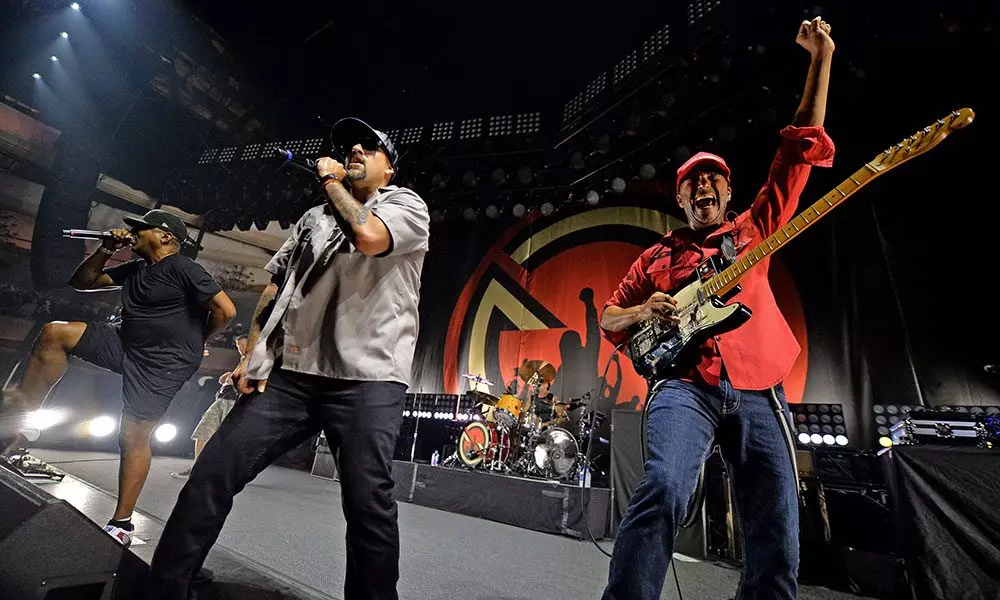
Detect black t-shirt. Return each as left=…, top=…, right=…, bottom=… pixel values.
left=104, top=254, right=222, bottom=371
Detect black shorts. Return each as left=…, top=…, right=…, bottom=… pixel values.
left=70, top=323, right=192, bottom=422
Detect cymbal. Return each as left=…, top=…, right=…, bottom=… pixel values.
left=518, top=359, right=556, bottom=384
left=462, top=373, right=494, bottom=386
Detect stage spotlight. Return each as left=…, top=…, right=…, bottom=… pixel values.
left=32, top=73, right=41, bottom=80
left=638, top=164, right=656, bottom=180
left=491, top=168, right=506, bottom=185
left=878, top=436, right=893, bottom=448
left=570, top=151, right=585, bottom=170
left=403, top=410, right=411, bottom=417
left=462, top=171, right=479, bottom=188
left=89, top=415, right=117, bottom=438
left=484, top=204, right=501, bottom=219
left=50, top=56, right=59, bottom=62
left=70, top=2, right=81, bottom=10
left=797, top=432, right=811, bottom=444
left=809, top=433, right=823, bottom=445
left=60, top=31, right=70, bottom=39
left=154, top=423, right=177, bottom=443
left=540, top=202, right=555, bottom=216
left=822, top=434, right=836, bottom=445
left=835, top=435, right=848, bottom=446
left=610, top=177, right=627, bottom=195
left=512, top=203, right=527, bottom=218
left=585, top=190, right=601, bottom=206
left=431, top=209, right=445, bottom=223
left=462, top=207, right=477, bottom=221
left=25, top=409, right=66, bottom=431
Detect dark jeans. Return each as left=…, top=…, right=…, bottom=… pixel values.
left=145, top=368, right=406, bottom=600
left=603, top=378, right=799, bottom=600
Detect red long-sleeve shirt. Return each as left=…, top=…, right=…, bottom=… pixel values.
left=603, top=125, right=835, bottom=390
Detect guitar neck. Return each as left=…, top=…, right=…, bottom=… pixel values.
left=703, top=163, right=878, bottom=298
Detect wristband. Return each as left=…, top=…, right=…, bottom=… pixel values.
left=98, top=246, right=116, bottom=255
left=319, top=173, right=340, bottom=186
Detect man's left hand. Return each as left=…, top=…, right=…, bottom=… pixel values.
left=316, top=157, right=347, bottom=182
left=796, top=16, right=834, bottom=56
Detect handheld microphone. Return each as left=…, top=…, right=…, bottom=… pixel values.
left=62, top=229, right=119, bottom=241
left=275, top=148, right=317, bottom=174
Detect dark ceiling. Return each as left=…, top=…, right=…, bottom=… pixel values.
left=178, top=0, right=672, bottom=127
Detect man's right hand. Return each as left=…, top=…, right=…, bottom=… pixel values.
left=232, top=358, right=267, bottom=395
left=101, top=228, right=134, bottom=251
left=639, top=291, right=680, bottom=323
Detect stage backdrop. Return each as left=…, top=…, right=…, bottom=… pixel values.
left=410, top=193, right=1000, bottom=450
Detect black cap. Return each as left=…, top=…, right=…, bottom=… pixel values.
left=123, top=209, right=189, bottom=242
left=330, top=117, right=398, bottom=168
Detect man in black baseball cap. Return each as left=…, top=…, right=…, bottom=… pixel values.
left=1, top=207, right=236, bottom=547
left=329, top=117, right=399, bottom=180
left=122, top=208, right=190, bottom=245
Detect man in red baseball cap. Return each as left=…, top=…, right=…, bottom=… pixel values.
left=600, top=16, right=837, bottom=600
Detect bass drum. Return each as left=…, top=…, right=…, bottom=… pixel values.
left=458, top=421, right=510, bottom=469
left=533, top=427, right=579, bottom=479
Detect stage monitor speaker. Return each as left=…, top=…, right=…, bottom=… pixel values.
left=0, top=467, right=146, bottom=599
left=610, top=409, right=708, bottom=559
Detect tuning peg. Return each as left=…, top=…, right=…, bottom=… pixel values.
left=935, top=119, right=944, bottom=126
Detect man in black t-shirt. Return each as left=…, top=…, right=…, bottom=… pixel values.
left=0, top=209, right=236, bottom=546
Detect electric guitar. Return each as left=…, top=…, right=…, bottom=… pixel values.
left=627, top=108, right=975, bottom=381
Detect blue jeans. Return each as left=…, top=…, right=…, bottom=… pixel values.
left=603, top=378, right=799, bottom=600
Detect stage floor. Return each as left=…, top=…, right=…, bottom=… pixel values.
left=29, top=449, right=874, bottom=600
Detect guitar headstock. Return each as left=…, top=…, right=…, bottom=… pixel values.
left=868, top=108, right=974, bottom=173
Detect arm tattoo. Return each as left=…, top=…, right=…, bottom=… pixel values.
left=354, top=206, right=369, bottom=226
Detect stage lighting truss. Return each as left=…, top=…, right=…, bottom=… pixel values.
left=241, top=143, right=262, bottom=161
left=642, top=24, right=671, bottom=62
left=791, top=403, right=847, bottom=446
left=584, top=74, right=607, bottom=105
left=217, top=147, right=237, bottom=163
left=563, top=92, right=585, bottom=126
left=262, top=141, right=282, bottom=158
left=301, top=137, right=323, bottom=154
left=431, top=121, right=454, bottom=141
left=198, top=148, right=219, bottom=165
left=515, top=112, right=541, bottom=135
left=612, top=50, right=638, bottom=86
left=397, top=126, right=423, bottom=145
left=460, top=118, right=483, bottom=140
left=489, top=115, right=514, bottom=137
left=688, top=0, right=722, bottom=26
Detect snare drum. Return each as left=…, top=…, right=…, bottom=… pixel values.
left=494, top=394, right=523, bottom=428
left=458, top=421, right=510, bottom=469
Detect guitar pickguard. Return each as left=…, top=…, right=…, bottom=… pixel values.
left=628, top=257, right=751, bottom=381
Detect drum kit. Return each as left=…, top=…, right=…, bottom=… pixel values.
left=449, top=360, right=606, bottom=482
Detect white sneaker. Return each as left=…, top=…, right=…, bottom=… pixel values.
left=103, top=523, right=133, bottom=547
left=170, top=466, right=192, bottom=479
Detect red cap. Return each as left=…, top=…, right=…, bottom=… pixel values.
left=675, top=151, right=731, bottom=192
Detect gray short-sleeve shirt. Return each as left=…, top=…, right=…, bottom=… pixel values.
left=246, top=185, right=429, bottom=386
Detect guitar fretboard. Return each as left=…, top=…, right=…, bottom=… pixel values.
left=703, top=163, right=878, bottom=298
